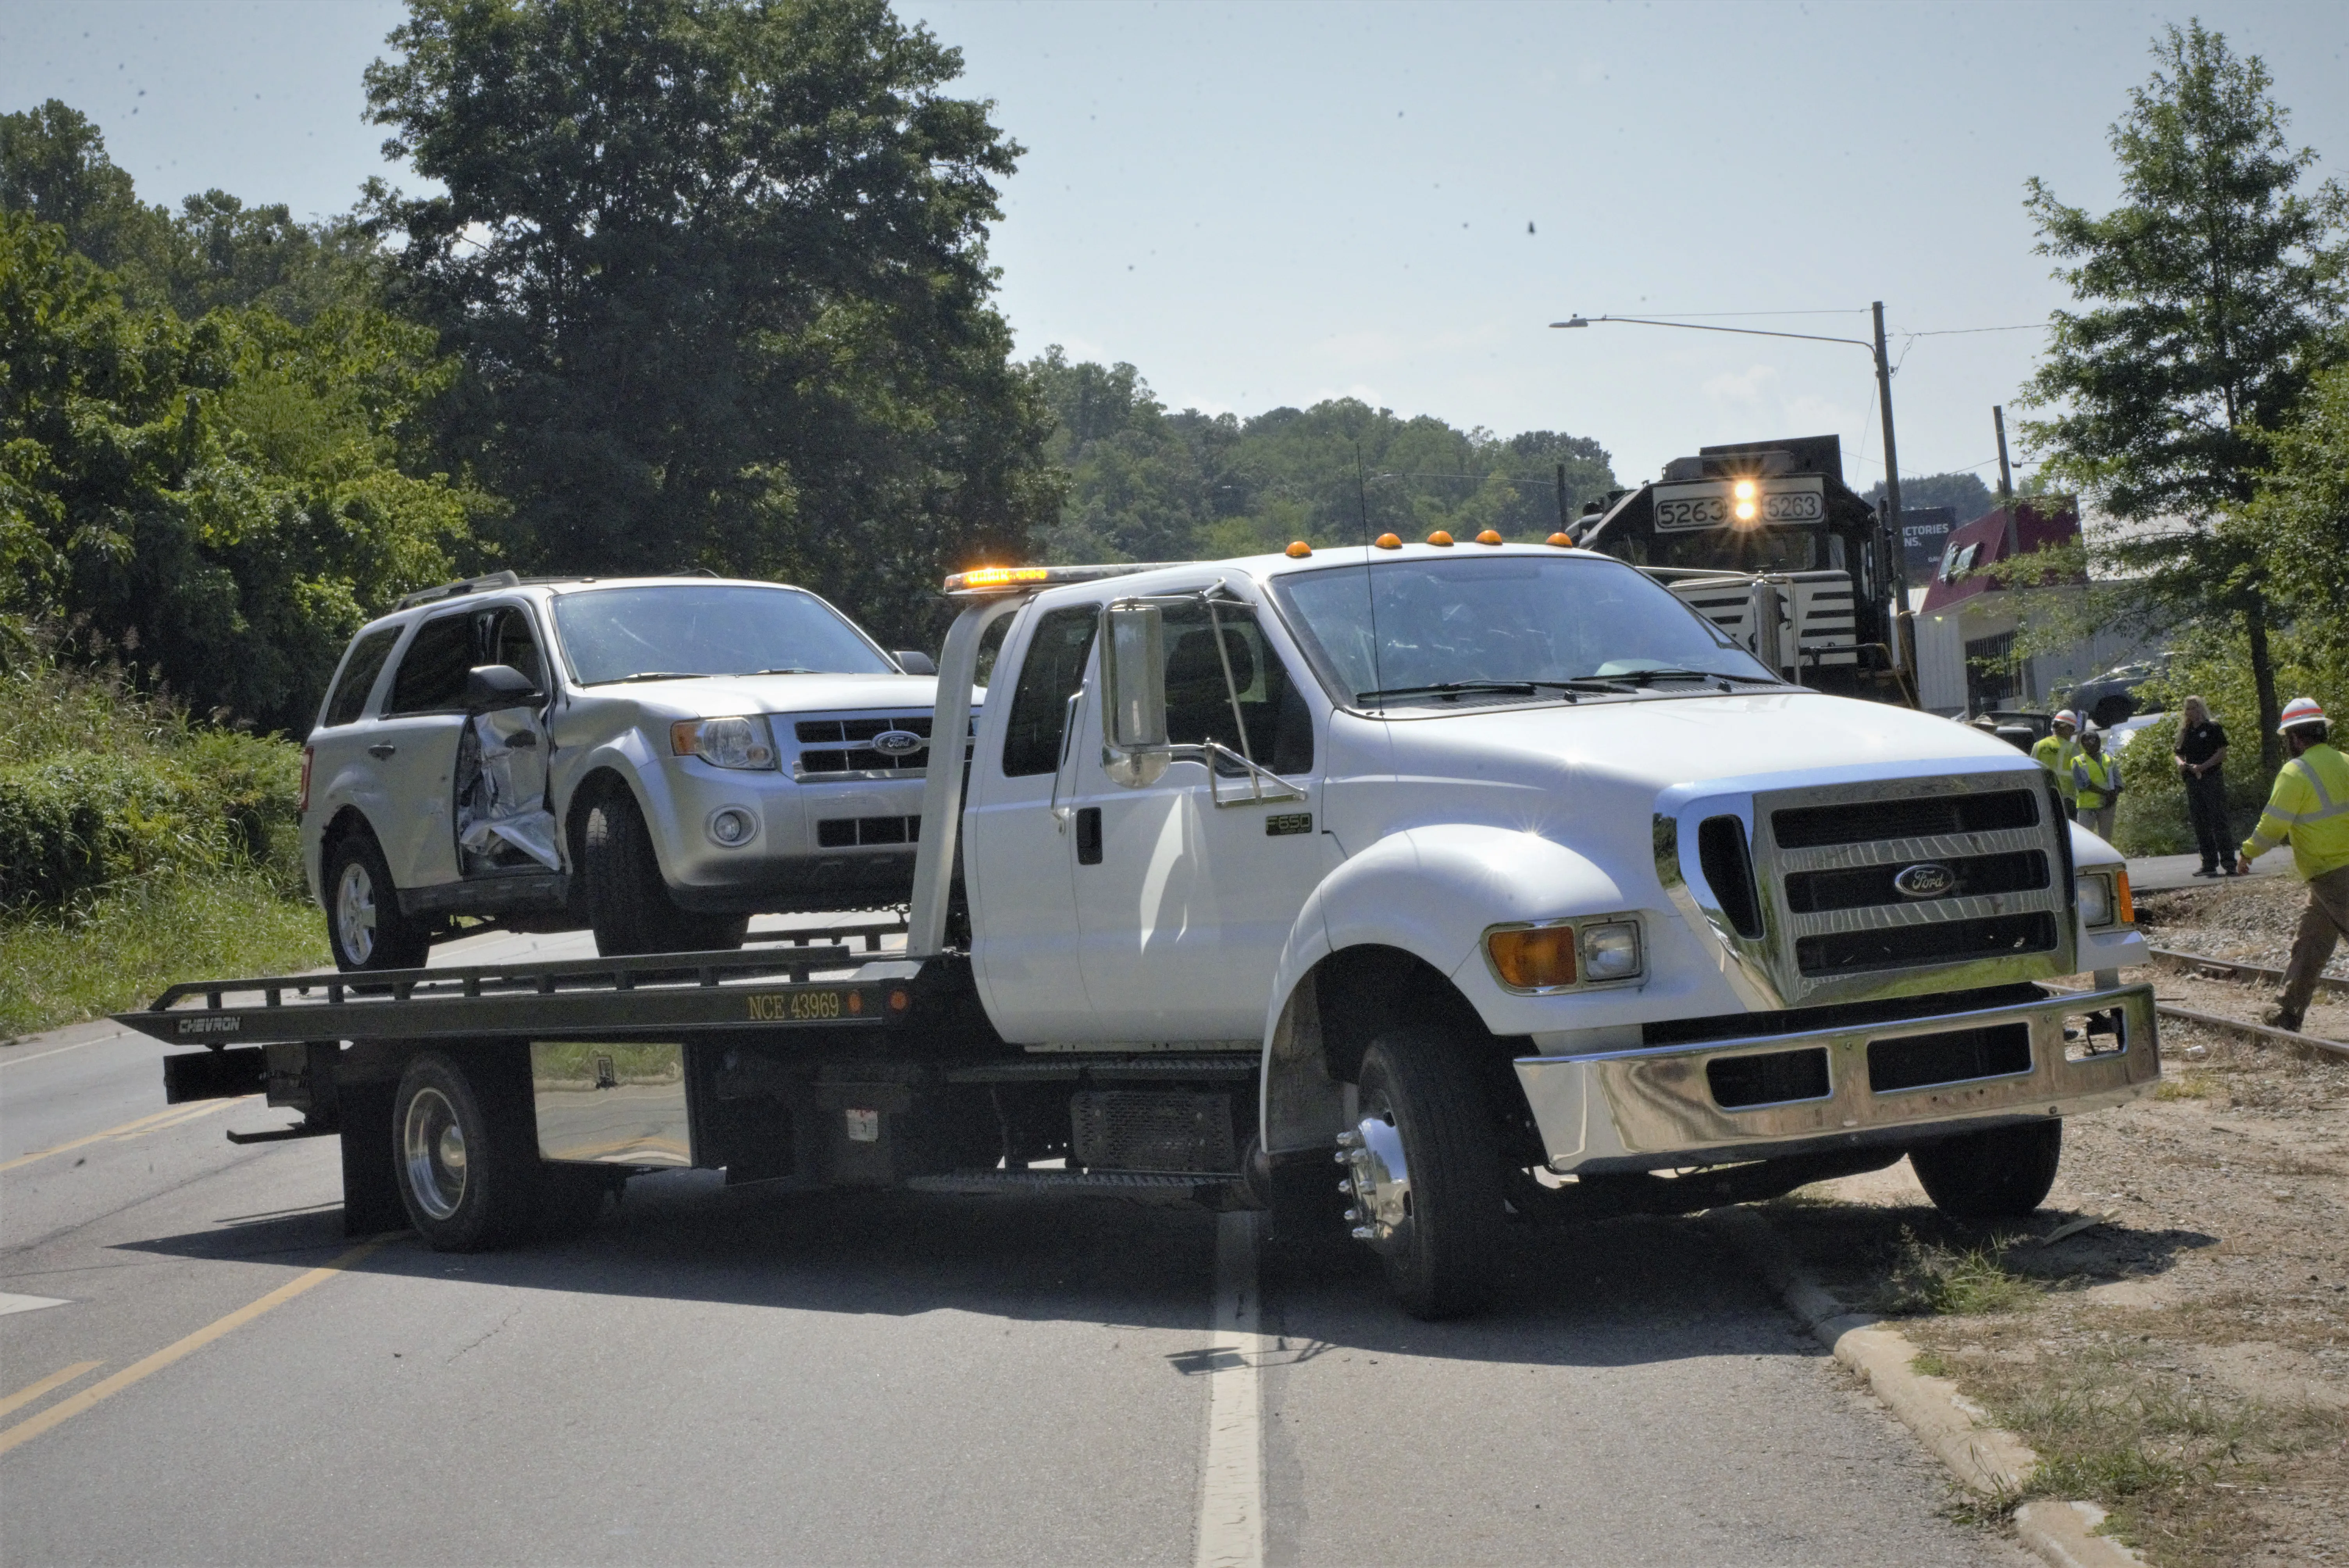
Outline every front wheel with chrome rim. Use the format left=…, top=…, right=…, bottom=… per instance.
left=392, top=1051, right=535, bottom=1250
left=1341, top=1027, right=1508, bottom=1320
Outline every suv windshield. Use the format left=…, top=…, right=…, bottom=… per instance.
left=551, top=585, right=895, bottom=685
left=1269, top=554, right=1776, bottom=705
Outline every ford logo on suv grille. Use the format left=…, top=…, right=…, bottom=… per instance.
left=1892, top=862, right=1957, bottom=899
left=871, top=730, right=926, bottom=757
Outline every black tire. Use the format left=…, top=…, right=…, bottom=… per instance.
left=1909, top=1119, right=2063, bottom=1220
left=581, top=790, right=749, bottom=957
left=1357, top=1027, right=1508, bottom=1319
left=392, top=1049, right=543, bottom=1251
left=324, top=829, right=433, bottom=973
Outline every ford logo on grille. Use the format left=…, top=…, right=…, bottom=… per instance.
left=871, top=730, right=925, bottom=757
left=1893, top=862, right=1957, bottom=900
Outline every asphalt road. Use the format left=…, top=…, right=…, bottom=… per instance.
left=2, top=931, right=2035, bottom=1567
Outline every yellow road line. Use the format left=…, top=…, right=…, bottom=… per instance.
left=0, top=1238, right=387, bottom=1457
left=0, top=1098, right=247, bottom=1174
left=0, top=1362, right=102, bottom=1420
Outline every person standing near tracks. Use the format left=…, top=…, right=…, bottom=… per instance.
left=2174, top=696, right=2232, bottom=877
left=2034, top=710, right=2081, bottom=820
left=2073, top=728, right=2124, bottom=842
left=2235, top=697, right=2349, bottom=1033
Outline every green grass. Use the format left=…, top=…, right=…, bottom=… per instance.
left=1870, top=1227, right=2044, bottom=1316
left=0, top=870, right=327, bottom=1039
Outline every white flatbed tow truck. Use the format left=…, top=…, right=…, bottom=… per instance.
left=122, top=540, right=2158, bottom=1317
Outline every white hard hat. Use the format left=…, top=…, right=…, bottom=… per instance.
left=2053, top=709, right=2078, bottom=727
left=2279, top=696, right=2328, bottom=734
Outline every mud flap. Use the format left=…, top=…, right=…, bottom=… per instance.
left=338, top=1077, right=406, bottom=1237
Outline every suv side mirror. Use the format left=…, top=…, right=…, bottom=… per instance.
left=1100, top=603, right=1169, bottom=787
left=893, top=650, right=938, bottom=676
left=464, top=663, right=542, bottom=714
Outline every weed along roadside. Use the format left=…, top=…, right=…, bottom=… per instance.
left=1751, top=893, right=2349, bottom=1568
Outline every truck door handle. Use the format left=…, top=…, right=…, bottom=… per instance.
left=506, top=731, right=538, bottom=748
left=1075, top=807, right=1103, bottom=865
left=368, top=744, right=397, bottom=759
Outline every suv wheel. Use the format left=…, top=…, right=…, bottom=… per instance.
left=581, top=790, right=749, bottom=957
left=324, top=830, right=432, bottom=972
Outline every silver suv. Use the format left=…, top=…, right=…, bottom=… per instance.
left=300, top=572, right=956, bottom=969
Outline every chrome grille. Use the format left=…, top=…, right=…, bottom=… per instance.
left=1663, top=770, right=2075, bottom=1009
left=788, top=711, right=977, bottom=781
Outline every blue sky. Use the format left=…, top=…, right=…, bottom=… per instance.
left=6, top=0, right=2344, bottom=490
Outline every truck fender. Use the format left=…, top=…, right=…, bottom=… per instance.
left=1256, top=825, right=1629, bottom=1155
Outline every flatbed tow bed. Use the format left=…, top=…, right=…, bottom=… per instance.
left=113, top=919, right=1264, bottom=1238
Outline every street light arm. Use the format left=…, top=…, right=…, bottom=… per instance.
left=1549, top=315, right=1873, bottom=349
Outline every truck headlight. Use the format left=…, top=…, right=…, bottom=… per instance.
left=1485, top=917, right=1645, bottom=992
left=2075, top=869, right=2132, bottom=928
left=1581, top=920, right=1644, bottom=981
left=670, top=716, right=777, bottom=770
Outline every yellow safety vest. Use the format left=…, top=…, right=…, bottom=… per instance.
left=2243, top=743, right=2349, bottom=881
left=2032, top=733, right=2079, bottom=800
left=2073, top=752, right=2120, bottom=811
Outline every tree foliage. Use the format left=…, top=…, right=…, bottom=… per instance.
left=2, top=100, right=380, bottom=324
left=361, top=0, right=1059, bottom=645
left=1027, top=347, right=1616, bottom=565
left=0, top=212, right=489, bottom=732
left=2019, top=21, right=2347, bottom=769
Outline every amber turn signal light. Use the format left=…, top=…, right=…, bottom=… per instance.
left=2115, top=870, right=2135, bottom=925
left=1475, top=529, right=1504, bottom=545
left=1426, top=530, right=1455, bottom=547
left=1487, top=926, right=1577, bottom=989
left=1285, top=540, right=1312, bottom=558
left=1374, top=533, right=1403, bottom=549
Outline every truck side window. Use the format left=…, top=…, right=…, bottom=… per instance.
left=384, top=611, right=477, bottom=715
left=321, top=626, right=403, bottom=727
left=1162, top=604, right=1314, bottom=775
left=1002, top=607, right=1100, bottom=777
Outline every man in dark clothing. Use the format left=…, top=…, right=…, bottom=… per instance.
left=2174, top=696, right=2230, bottom=876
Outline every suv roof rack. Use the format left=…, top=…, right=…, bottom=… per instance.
left=396, top=570, right=524, bottom=611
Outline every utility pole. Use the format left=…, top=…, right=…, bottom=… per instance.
left=1555, top=463, right=1568, bottom=536
left=1871, top=301, right=1904, bottom=592
left=1993, top=405, right=2019, bottom=556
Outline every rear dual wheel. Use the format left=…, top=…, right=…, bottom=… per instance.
left=392, top=1051, right=610, bottom=1250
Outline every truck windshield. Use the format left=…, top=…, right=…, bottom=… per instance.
left=1269, top=554, right=1776, bottom=705
left=551, top=585, right=896, bottom=685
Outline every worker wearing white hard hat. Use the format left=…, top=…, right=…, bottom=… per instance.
left=2236, top=697, right=2349, bottom=1031
left=2031, top=710, right=2081, bottom=820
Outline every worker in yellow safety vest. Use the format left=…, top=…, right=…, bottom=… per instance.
left=2032, top=710, right=2081, bottom=820
left=2071, top=728, right=2124, bottom=842
left=2235, top=697, right=2349, bottom=1032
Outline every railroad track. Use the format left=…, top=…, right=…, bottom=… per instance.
left=2124, top=946, right=2349, bottom=1059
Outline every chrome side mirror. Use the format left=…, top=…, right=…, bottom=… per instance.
left=1100, top=602, right=1168, bottom=787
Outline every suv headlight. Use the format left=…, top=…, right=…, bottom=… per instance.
left=670, top=716, right=778, bottom=771
left=2075, top=868, right=2132, bottom=928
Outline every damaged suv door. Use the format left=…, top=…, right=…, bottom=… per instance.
left=454, top=604, right=560, bottom=878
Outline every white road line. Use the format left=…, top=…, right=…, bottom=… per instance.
left=0, top=1294, right=74, bottom=1317
left=1194, top=1210, right=1265, bottom=1568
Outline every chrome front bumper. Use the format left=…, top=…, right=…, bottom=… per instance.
left=1513, top=983, right=2159, bottom=1174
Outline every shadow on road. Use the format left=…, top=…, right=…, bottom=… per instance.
left=114, top=1174, right=1810, bottom=1368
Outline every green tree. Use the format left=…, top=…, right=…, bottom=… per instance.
left=361, top=0, right=1059, bottom=645
left=1026, top=347, right=1616, bottom=565
left=2250, top=350, right=2349, bottom=660
left=2019, top=20, right=2347, bottom=772
left=1, top=213, right=487, bottom=731
left=3, top=101, right=384, bottom=324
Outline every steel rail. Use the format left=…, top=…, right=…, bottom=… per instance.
left=2144, top=944, right=2349, bottom=1000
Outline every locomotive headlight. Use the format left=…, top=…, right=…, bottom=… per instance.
left=1732, top=478, right=1759, bottom=522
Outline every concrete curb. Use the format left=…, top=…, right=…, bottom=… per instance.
left=1706, top=1207, right=2147, bottom=1568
